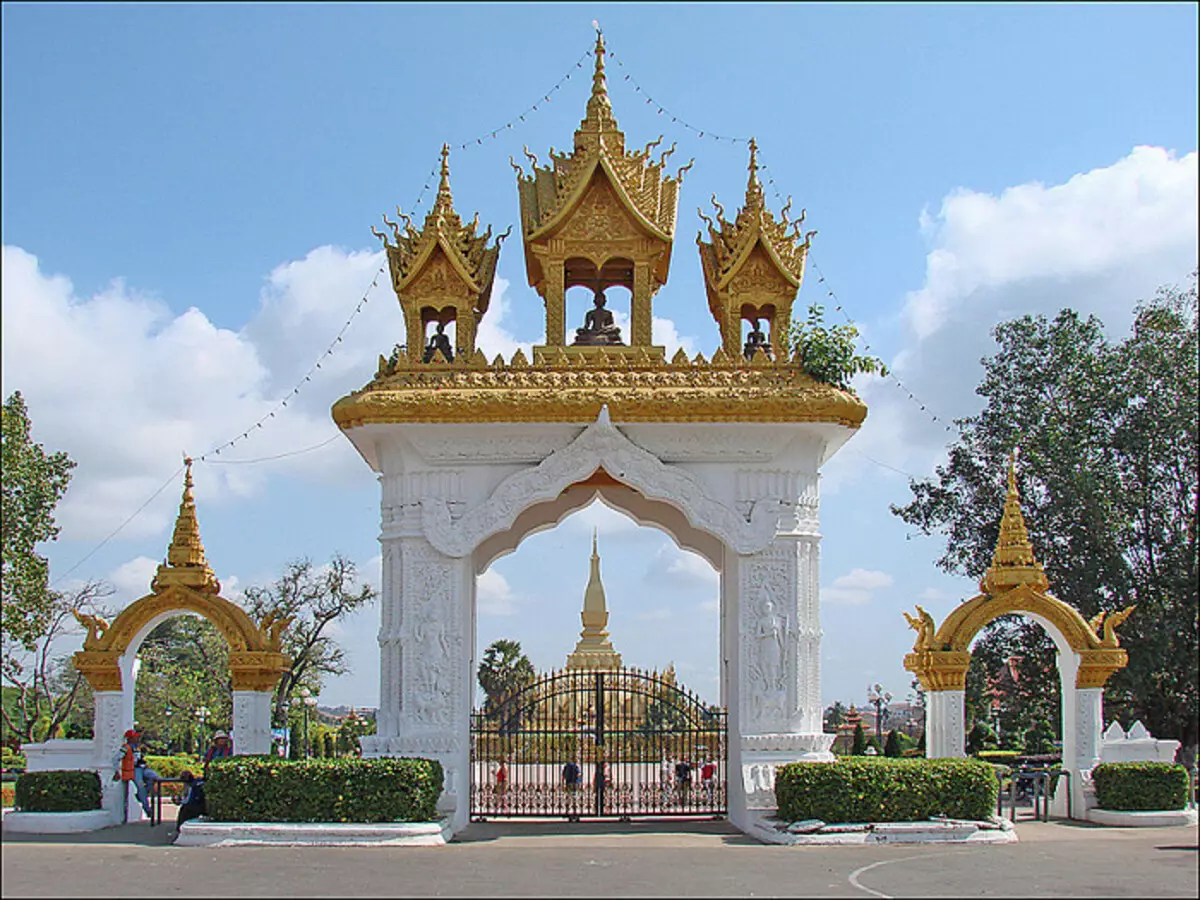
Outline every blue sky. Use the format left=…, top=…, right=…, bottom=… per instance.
left=2, top=3, right=1196, bottom=713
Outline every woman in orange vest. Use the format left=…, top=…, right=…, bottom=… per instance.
left=113, top=728, right=155, bottom=818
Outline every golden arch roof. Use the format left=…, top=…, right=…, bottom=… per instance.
left=71, top=461, right=290, bottom=693
left=903, top=454, right=1133, bottom=691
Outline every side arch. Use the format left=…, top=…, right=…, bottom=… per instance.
left=935, top=585, right=1101, bottom=654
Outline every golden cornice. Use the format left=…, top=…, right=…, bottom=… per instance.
left=1076, top=648, right=1129, bottom=689
left=334, top=352, right=867, bottom=427
left=904, top=649, right=972, bottom=692
left=981, top=452, right=1050, bottom=595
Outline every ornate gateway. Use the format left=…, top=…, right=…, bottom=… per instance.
left=470, top=668, right=727, bottom=820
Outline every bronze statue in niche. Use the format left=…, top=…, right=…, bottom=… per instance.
left=423, top=322, right=454, bottom=362
left=743, top=319, right=773, bottom=360
left=573, top=287, right=624, bottom=346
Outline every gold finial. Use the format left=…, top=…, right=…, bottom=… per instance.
left=981, top=450, right=1049, bottom=595
left=431, top=143, right=454, bottom=217
left=151, top=455, right=221, bottom=595
left=745, top=137, right=765, bottom=212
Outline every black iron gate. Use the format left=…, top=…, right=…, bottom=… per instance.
left=470, top=668, right=727, bottom=820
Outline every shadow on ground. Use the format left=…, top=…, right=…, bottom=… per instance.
left=1, top=820, right=174, bottom=846
left=452, top=817, right=757, bottom=844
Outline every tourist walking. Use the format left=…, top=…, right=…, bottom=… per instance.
left=496, top=760, right=508, bottom=793
left=675, top=758, right=692, bottom=801
left=562, top=760, right=581, bottom=793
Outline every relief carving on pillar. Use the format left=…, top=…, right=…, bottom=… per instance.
left=740, top=546, right=795, bottom=729
left=401, top=545, right=463, bottom=741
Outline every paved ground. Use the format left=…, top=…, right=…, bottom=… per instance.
left=2, top=816, right=1196, bottom=898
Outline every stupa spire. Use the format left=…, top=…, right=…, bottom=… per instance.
left=428, top=143, right=458, bottom=223
left=981, top=450, right=1050, bottom=595
left=565, top=528, right=622, bottom=671
left=151, top=456, right=221, bottom=595
left=745, top=137, right=765, bottom=212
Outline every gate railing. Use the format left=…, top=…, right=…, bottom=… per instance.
left=470, top=667, right=727, bottom=819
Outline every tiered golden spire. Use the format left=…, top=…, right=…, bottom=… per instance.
left=372, top=143, right=506, bottom=361
left=697, top=139, right=817, bottom=360
left=151, top=457, right=221, bottom=595
left=981, top=451, right=1050, bottom=595
left=566, top=529, right=623, bottom=671
left=579, top=28, right=617, bottom=145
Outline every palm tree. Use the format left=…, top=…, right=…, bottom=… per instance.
left=477, top=640, right=536, bottom=733
left=824, top=701, right=847, bottom=732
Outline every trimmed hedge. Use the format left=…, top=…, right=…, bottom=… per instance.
left=205, top=756, right=443, bottom=823
left=13, top=770, right=102, bottom=812
left=1093, top=762, right=1189, bottom=811
left=775, top=758, right=999, bottom=823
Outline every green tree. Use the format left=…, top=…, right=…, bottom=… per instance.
left=1, top=392, right=77, bottom=650
left=1, top=581, right=110, bottom=744
left=241, top=554, right=377, bottom=727
left=892, top=275, right=1199, bottom=768
left=883, top=729, right=902, bottom=758
left=966, top=721, right=998, bottom=756
left=851, top=721, right=867, bottom=756
left=133, top=616, right=232, bottom=753
left=789, top=304, right=888, bottom=391
left=477, top=639, right=536, bottom=733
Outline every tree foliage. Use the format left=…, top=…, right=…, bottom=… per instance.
left=477, top=639, right=535, bottom=733
left=851, top=721, right=868, bottom=756
left=789, top=304, right=888, bottom=391
left=1, top=392, right=76, bottom=650
left=892, top=274, right=1199, bottom=762
left=241, top=554, right=377, bottom=726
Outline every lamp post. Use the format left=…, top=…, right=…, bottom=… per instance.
left=195, top=705, right=210, bottom=753
left=164, top=706, right=173, bottom=754
left=867, top=684, right=892, bottom=746
left=293, top=687, right=318, bottom=758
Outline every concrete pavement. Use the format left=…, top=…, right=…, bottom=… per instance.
left=2, top=817, right=1196, bottom=898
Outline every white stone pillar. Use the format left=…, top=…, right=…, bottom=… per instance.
left=367, top=533, right=472, bottom=833
left=925, top=690, right=966, bottom=758
left=729, top=537, right=833, bottom=835
left=1061, top=687, right=1104, bottom=819
left=231, top=691, right=274, bottom=756
left=92, top=690, right=129, bottom=824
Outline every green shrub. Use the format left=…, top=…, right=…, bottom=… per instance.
left=851, top=723, right=867, bottom=756
left=1093, top=762, right=1189, bottom=811
left=205, top=756, right=443, bottom=823
left=883, top=730, right=902, bottom=758
left=2, top=747, right=26, bottom=771
left=13, top=770, right=102, bottom=812
left=775, top=758, right=999, bottom=824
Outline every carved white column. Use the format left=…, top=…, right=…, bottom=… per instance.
left=231, top=691, right=273, bottom=756
left=92, top=690, right=128, bottom=823
left=925, top=690, right=966, bottom=758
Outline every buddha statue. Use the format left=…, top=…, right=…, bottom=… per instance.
left=422, top=322, right=455, bottom=363
left=743, top=320, right=772, bottom=360
left=573, top=288, right=624, bottom=346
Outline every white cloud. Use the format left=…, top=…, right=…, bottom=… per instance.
left=477, top=569, right=518, bottom=616
left=822, top=568, right=894, bottom=606
left=635, top=608, right=672, bottom=621
left=826, top=146, right=1198, bottom=491
left=475, top=277, right=533, bottom=361
left=107, top=556, right=160, bottom=602
left=643, top=544, right=720, bottom=589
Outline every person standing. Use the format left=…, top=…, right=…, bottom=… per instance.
left=113, top=728, right=154, bottom=819
left=701, top=759, right=717, bottom=805
left=202, top=730, right=234, bottom=775
left=562, top=760, right=581, bottom=793
left=496, top=760, right=508, bottom=794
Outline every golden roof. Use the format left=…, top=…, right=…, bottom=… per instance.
left=373, top=144, right=504, bottom=311
left=697, top=139, right=815, bottom=302
left=513, top=31, right=691, bottom=285
left=151, top=457, right=221, bottom=595
left=981, top=452, right=1050, bottom=595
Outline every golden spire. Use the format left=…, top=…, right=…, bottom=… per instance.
left=151, top=456, right=221, bottom=595
left=981, top=451, right=1050, bottom=595
left=428, top=143, right=459, bottom=225
left=587, top=28, right=613, bottom=121
left=566, top=528, right=622, bottom=670
left=745, top=137, right=765, bottom=212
